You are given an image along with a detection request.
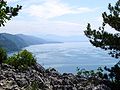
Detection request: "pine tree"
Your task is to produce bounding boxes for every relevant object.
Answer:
[85,0,120,58]
[0,0,22,27]
[84,0,120,89]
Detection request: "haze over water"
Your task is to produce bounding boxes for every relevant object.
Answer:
[24,42,118,73]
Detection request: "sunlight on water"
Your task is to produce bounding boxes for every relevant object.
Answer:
[24,42,118,73]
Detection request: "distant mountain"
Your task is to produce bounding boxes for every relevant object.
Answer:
[0,33,59,52]
[17,34,61,44]
[0,33,27,52]
[39,34,89,42]
[0,33,88,52]
[17,34,48,45]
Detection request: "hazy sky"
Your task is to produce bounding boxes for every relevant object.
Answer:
[1,0,117,37]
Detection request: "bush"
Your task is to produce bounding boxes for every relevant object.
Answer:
[77,67,104,79]
[0,48,7,64]
[5,50,36,70]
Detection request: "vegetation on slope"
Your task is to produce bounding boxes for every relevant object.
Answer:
[0,33,51,52]
[0,33,27,52]
[4,49,36,70]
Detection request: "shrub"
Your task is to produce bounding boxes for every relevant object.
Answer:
[77,67,104,79]
[5,50,36,70]
[0,48,7,64]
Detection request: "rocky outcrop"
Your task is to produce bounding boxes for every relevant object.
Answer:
[0,64,48,90]
[0,64,111,90]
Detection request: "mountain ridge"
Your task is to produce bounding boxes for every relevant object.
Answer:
[0,33,59,52]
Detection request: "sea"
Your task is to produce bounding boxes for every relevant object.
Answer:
[24,42,118,74]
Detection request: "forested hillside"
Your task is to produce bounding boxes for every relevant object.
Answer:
[0,33,50,52]
[17,34,48,45]
[0,33,27,52]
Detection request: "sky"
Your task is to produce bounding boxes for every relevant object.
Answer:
[1,0,117,37]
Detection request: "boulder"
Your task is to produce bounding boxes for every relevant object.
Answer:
[16,78,28,87]
[34,63,45,73]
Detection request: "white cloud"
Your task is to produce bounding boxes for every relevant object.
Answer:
[2,0,101,37]
[24,0,96,19]
[1,19,84,36]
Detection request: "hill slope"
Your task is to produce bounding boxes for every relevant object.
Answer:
[0,33,50,52]
[0,33,27,52]
[17,34,48,45]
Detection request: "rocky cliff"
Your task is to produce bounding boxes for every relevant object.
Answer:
[0,63,111,90]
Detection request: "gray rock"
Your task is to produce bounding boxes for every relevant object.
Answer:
[34,63,45,73]
[2,64,13,70]
[93,84,111,90]
[16,78,28,87]
[0,63,112,90]
[0,75,5,80]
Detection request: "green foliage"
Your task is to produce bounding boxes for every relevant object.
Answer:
[0,0,22,27]
[0,33,28,52]
[5,50,36,70]
[76,67,109,87]
[0,38,18,52]
[102,0,120,31]
[0,48,7,64]
[84,0,120,58]
[84,0,120,89]
[77,67,104,79]
[85,23,120,58]
[104,63,120,89]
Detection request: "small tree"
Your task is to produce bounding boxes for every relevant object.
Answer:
[84,0,120,89]
[5,50,37,70]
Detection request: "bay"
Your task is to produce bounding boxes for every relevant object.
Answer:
[24,42,118,74]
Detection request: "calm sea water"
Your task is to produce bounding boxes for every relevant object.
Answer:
[24,42,118,73]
